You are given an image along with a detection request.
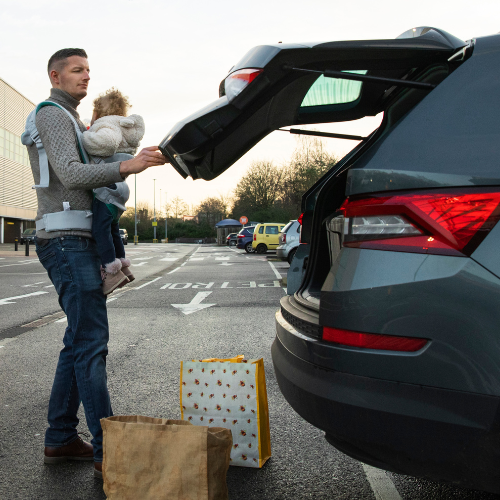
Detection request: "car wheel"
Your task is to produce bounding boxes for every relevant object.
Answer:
[230,241,236,246]
[245,242,254,253]
[256,244,267,254]
[287,248,297,264]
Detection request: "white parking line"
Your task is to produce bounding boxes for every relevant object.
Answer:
[167,267,180,274]
[0,291,49,306]
[135,262,148,267]
[22,281,45,287]
[134,277,162,290]
[55,317,67,323]
[362,464,402,500]
[267,260,282,280]
[0,261,38,268]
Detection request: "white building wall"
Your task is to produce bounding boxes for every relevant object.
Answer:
[0,78,37,242]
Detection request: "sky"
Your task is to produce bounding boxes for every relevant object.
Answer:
[1,0,499,213]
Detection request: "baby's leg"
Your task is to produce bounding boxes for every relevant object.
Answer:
[112,221,134,282]
[92,198,121,273]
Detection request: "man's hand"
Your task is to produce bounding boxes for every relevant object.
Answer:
[120,146,169,177]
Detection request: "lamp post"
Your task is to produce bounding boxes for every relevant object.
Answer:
[153,178,157,243]
[134,174,138,244]
[165,192,168,243]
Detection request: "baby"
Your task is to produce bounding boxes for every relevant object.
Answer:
[82,88,145,295]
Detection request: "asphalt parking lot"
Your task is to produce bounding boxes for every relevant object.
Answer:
[0,243,498,499]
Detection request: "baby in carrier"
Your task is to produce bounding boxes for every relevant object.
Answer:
[82,88,145,295]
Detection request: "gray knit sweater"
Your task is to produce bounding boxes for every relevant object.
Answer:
[27,88,125,240]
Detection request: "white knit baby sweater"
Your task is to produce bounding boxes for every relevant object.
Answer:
[82,114,145,156]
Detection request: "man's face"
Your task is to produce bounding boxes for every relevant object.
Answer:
[50,56,90,100]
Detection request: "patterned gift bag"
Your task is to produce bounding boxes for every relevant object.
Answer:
[180,355,271,468]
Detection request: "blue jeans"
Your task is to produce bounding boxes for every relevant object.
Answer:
[92,196,125,268]
[35,236,112,462]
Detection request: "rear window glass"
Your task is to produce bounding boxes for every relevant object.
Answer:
[265,226,279,234]
[301,70,367,107]
[247,227,255,234]
[258,226,264,234]
[282,222,293,233]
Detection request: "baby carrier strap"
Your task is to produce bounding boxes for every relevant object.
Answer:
[21,101,89,189]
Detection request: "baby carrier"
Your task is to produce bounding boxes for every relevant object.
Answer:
[22,102,130,233]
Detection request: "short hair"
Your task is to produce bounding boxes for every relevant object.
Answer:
[47,48,88,75]
[93,88,131,118]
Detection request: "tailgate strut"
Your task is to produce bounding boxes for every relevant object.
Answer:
[278,129,367,141]
[285,67,436,90]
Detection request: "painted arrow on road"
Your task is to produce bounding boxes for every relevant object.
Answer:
[0,291,49,305]
[172,291,215,315]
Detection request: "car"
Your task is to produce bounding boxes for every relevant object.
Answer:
[276,220,300,264]
[119,228,128,245]
[19,228,36,244]
[252,223,286,254]
[159,27,500,493]
[236,226,256,253]
[226,233,238,246]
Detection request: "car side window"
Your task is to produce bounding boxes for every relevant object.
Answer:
[266,226,279,234]
[259,226,264,234]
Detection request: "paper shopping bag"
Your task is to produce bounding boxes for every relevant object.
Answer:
[180,356,271,468]
[101,416,232,500]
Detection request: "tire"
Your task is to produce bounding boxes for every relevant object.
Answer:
[245,242,254,253]
[230,240,236,247]
[256,243,268,254]
[287,248,297,264]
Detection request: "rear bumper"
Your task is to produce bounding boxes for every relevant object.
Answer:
[276,247,288,259]
[236,239,250,249]
[272,310,500,493]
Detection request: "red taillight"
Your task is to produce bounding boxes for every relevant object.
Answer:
[225,68,264,101]
[297,213,303,225]
[253,234,256,241]
[323,326,427,352]
[341,188,500,256]
[282,234,286,243]
[237,234,244,238]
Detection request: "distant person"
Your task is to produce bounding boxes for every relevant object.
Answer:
[82,88,146,294]
[25,48,167,479]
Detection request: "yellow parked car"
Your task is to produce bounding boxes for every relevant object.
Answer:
[252,223,286,253]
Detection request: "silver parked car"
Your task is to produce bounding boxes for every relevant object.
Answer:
[276,220,300,264]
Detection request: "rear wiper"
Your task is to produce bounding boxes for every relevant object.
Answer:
[284,67,436,91]
[278,128,367,141]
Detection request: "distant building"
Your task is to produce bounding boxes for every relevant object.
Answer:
[0,78,37,243]
[182,215,197,222]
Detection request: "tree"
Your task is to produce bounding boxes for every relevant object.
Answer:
[230,137,338,222]
[231,161,285,221]
[280,135,338,215]
[196,196,228,226]
[167,196,188,219]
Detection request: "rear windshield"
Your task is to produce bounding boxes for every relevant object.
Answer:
[281,222,295,233]
[301,71,367,107]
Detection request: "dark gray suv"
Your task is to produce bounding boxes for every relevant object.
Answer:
[159,27,500,493]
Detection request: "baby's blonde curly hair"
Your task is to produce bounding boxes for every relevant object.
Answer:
[93,88,131,118]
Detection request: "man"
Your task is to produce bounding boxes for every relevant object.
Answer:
[26,48,167,478]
